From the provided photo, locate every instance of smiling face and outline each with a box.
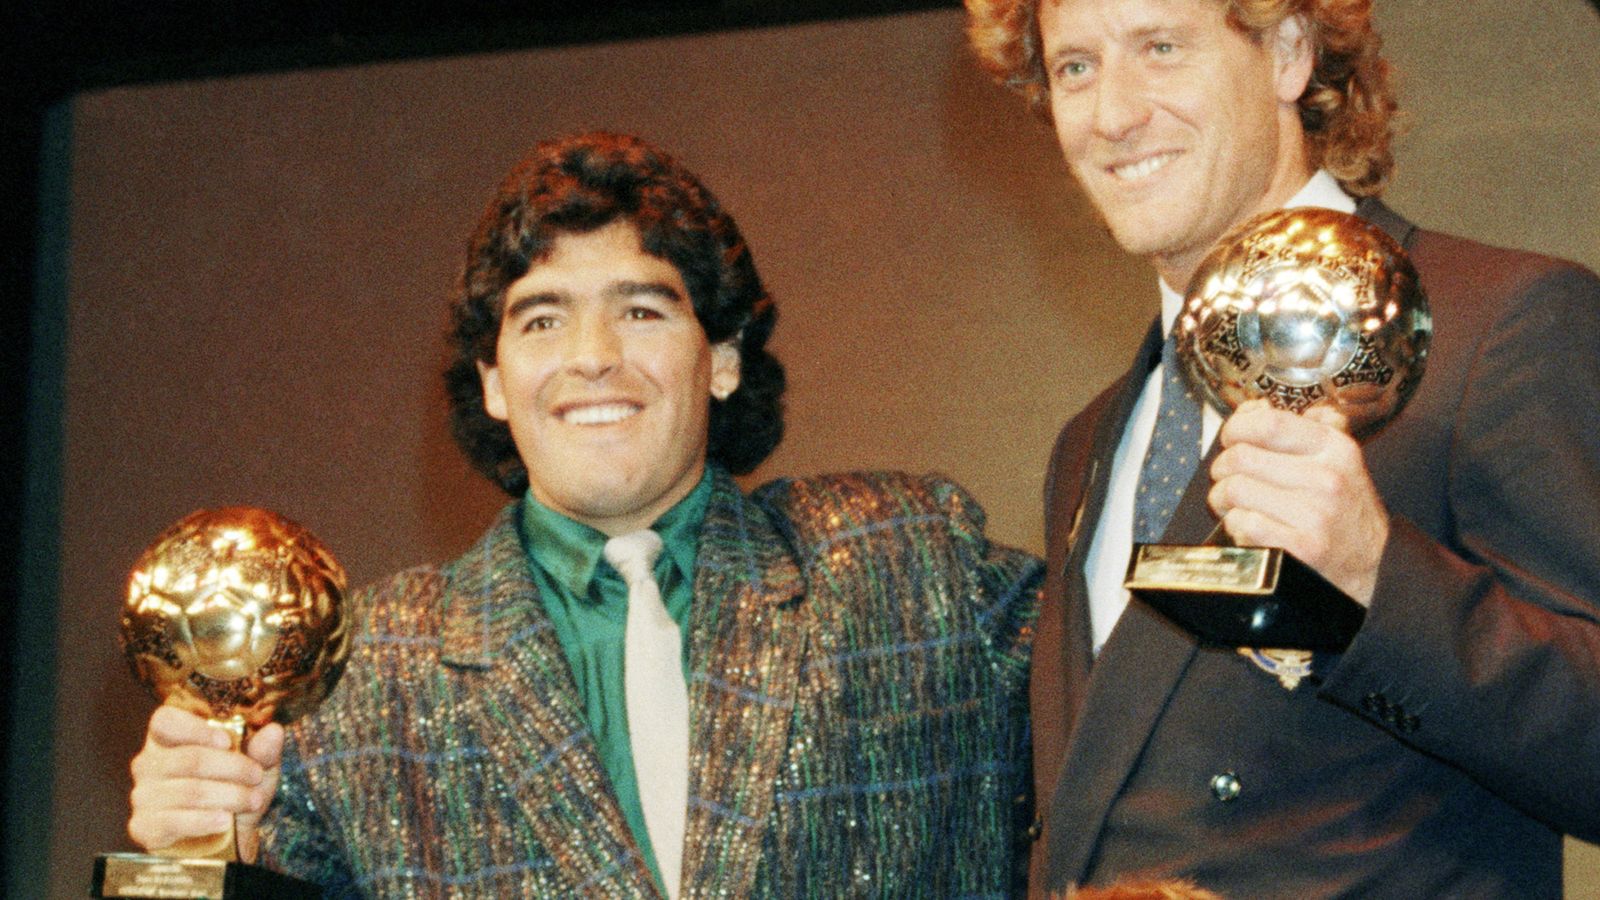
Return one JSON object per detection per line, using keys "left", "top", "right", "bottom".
{"left": 477, "top": 219, "right": 741, "bottom": 536}
{"left": 1038, "top": 0, "right": 1314, "bottom": 289}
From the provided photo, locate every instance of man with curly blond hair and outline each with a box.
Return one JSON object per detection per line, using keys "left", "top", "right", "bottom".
{"left": 966, "top": 0, "right": 1600, "bottom": 896}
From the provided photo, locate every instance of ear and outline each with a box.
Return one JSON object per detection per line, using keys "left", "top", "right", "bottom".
{"left": 1271, "top": 14, "right": 1315, "bottom": 105}
{"left": 709, "top": 339, "right": 742, "bottom": 401}
{"left": 477, "top": 359, "right": 509, "bottom": 421}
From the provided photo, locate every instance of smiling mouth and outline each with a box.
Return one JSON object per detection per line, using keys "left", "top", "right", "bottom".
{"left": 558, "top": 402, "right": 640, "bottom": 425}
{"left": 1109, "top": 151, "right": 1180, "bottom": 182}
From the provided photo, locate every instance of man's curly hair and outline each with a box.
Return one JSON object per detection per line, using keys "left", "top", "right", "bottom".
{"left": 444, "top": 131, "right": 785, "bottom": 497}
{"left": 964, "top": 0, "right": 1398, "bottom": 196}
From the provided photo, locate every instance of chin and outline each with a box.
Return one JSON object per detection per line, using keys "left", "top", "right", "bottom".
{"left": 1106, "top": 224, "right": 1179, "bottom": 260}
{"left": 532, "top": 470, "right": 632, "bottom": 511}
{"left": 569, "top": 483, "right": 648, "bottom": 517}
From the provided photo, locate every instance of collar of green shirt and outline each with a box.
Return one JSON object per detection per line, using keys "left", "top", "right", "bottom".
{"left": 517, "top": 467, "right": 713, "bottom": 609}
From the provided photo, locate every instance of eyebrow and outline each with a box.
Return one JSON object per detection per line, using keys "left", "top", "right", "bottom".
{"left": 607, "top": 280, "right": 686, "bottom": 304}
{"left": 1046, "top": 23, "right": 1194, "bottom": 61}
{"left": 502, "top": 279, "right": 686, "bottom": 320}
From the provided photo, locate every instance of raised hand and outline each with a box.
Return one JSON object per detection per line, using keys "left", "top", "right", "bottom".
{"left": 1208, "top": 399, "right": 1389, "bottom": 605}
{"left": 127, "top": 703, "right": 285, "bottom": 862}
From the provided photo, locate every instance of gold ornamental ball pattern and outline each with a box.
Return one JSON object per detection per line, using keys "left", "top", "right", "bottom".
{"left": 120, "top": 507, "right": 351, "bottom": 729}
{"left": 1176, "top": 207, "right": 1432, "bottom": 438}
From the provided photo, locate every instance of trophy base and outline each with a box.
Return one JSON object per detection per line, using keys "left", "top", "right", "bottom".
{"left": 1125, "top": 543, "right": 1365, "bottom": 652}
{"left": 92, "top": 853, "right": 320, "bottom": 899}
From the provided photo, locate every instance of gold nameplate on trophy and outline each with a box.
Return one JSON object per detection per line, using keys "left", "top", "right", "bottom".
{"left": 97, "top": 855, "right": 226, "bottom": 898}
{"left": 93, "top": 854, "right": 323, "bottom": 899}
{"left": 1126, "top": 544, "right": 1278, "bottom": 593}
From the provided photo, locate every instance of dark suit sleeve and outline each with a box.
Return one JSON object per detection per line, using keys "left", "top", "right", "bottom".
{"left": 1322, "top": 260, "right": 1600, "bottom": 842}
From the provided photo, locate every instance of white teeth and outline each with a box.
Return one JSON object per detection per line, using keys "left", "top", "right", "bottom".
{"left": 1112, "top": 152, "right": 1176, "bottom": 181}
{"left": 561, "top": 403, "right": 638, "bottom": 425}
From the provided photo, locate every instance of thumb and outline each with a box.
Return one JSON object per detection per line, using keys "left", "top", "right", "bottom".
{"left": 245, "top": 723, "right": 285, "bottom": 770}
{"left": 1304, "top": 402, "right": 1350, "bottom": 434}
{"left": 234, "top": 723, "right": 286, "bottom": 860}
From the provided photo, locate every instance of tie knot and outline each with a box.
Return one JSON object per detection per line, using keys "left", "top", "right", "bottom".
{"left": 603, "top": 529, "right": 664, "bottom": 585}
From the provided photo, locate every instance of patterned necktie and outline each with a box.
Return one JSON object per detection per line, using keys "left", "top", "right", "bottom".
{"left": 603, "top": 530, "right": 687, "bottom": 899}
{"left": 1134, "top": 331, "right": 1204, "bottom": 543}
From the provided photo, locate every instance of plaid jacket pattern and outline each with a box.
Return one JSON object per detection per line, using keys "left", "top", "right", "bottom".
{"left": 260, "top": 470, "right": 1041, "bottom": 897}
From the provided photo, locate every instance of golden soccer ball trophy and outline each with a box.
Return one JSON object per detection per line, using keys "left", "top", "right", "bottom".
{"left": 95, "top": 507, "right": 350, "bottom": 899}
{"left": 1126, "top": 208, "right": 1431, "bottom": 652}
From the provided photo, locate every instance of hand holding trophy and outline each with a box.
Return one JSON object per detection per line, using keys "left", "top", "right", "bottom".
{"left": 1124, "top": 208, "right": 1431, "bottom": 653}
{"left": 95, "top": 507, "right": 351, "bottom": 899}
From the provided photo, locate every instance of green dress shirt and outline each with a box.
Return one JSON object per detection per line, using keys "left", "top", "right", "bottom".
{"left": 516, "top": 471, "right": 710, "bottom": 890}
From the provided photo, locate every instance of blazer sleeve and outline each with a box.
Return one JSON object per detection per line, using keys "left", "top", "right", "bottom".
{"left": 920, "top": 474, "right": 1043, "bottom": 896}
{"left": 1322, "top": 259, "right": 1600, "bottom": 842}
{"left": 258, "top": 735, "right": 359, "bottom": 895}
{"left": 923, "top": 475, "right": 1044, "bottom": 696}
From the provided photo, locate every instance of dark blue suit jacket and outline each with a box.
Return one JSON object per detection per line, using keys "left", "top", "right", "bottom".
{"left": 1031, "top": 199, "right": 1600, "bottom": 898}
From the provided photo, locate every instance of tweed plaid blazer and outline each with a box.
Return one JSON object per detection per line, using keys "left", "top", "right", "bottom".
{"left": 259, "top": 469, "right": 1041, "bottom": 897}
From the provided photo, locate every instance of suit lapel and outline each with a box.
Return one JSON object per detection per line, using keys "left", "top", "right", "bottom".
{"left": 440, "top": 506, "right": 657, "bottom": 896}
{"left": 1356, "top": 196, "right": 1418, "bottom": 249}
{"left": 679, "top": 470, "right": 805, "bottom": 898}
{"left": 1037, "top": 319, "right": 1163, "bottom": 767}
{"left": 1058, "top": 319, "right": 1167, "bottom": 731}
{"left": 1042, "top": 319, "right": 1216, "bottom": 887}
{"left": 1033, "top": 347, "right": 1151, "bottom": 895}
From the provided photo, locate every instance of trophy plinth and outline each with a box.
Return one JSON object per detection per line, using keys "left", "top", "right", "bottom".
{"left": 94, "top": 506, "right": 350, "bottom": 899}
{"left": 1125, "top": 208, "right": 1430, "bottom": 652}
{"left": 92, "top": 854, "right": 322, "bottom": 900}
{"left": 1126, "top": 543, "right": 1365, "bottom": 651}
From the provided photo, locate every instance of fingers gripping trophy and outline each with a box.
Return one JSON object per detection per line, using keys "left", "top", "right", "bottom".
{"left": 1124, "top": 208, "right": 1432, "bottom": 653}
{"left": 94, "top": 507, "right": 351, "bottom": 899}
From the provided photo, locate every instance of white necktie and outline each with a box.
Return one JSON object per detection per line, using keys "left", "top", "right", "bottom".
{"left": 603, "top": 529, "right": 687, "bottom": 899}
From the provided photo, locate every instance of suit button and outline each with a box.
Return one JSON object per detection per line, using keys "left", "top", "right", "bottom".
{"left": 1210, "top": 772, "right": 1242, "bottom": 802}
{"left": 1401, "top": 714, "right": 1421, "bottom": 733}
{"left": 1362, "top": 692, "right": 1386, "bottom": 714}
{"left": 1025, "top": 815, "right": 1043, "bottom": 841}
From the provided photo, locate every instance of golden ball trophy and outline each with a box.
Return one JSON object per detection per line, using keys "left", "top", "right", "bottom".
{"left": 93, "top": 507, "right": 351, "bottom": 899}
{"left": 1123, "top": 208, "right": 1431, "bottom": 652}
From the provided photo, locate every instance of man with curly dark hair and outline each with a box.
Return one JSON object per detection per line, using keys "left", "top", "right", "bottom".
{"left": 442, "top": 131, "right": 786, "bottom": 497}
{"left": 123, "top": 131, "right": 1042, "bottom": 898}
{"left": 965, "top": 0, "right": 1600, "bottom": 896}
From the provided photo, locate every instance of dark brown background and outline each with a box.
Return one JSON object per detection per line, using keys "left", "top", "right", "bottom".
{"left": 6, "top": 1, "right": 1598, "bottom": 896}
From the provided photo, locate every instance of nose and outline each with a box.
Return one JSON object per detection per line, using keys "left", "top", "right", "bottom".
{"left": 1091, "top": 59, "right": 1152, "bottom": 142}
{"left": 563, "top": 311, "right": 622, "bottom": 379}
